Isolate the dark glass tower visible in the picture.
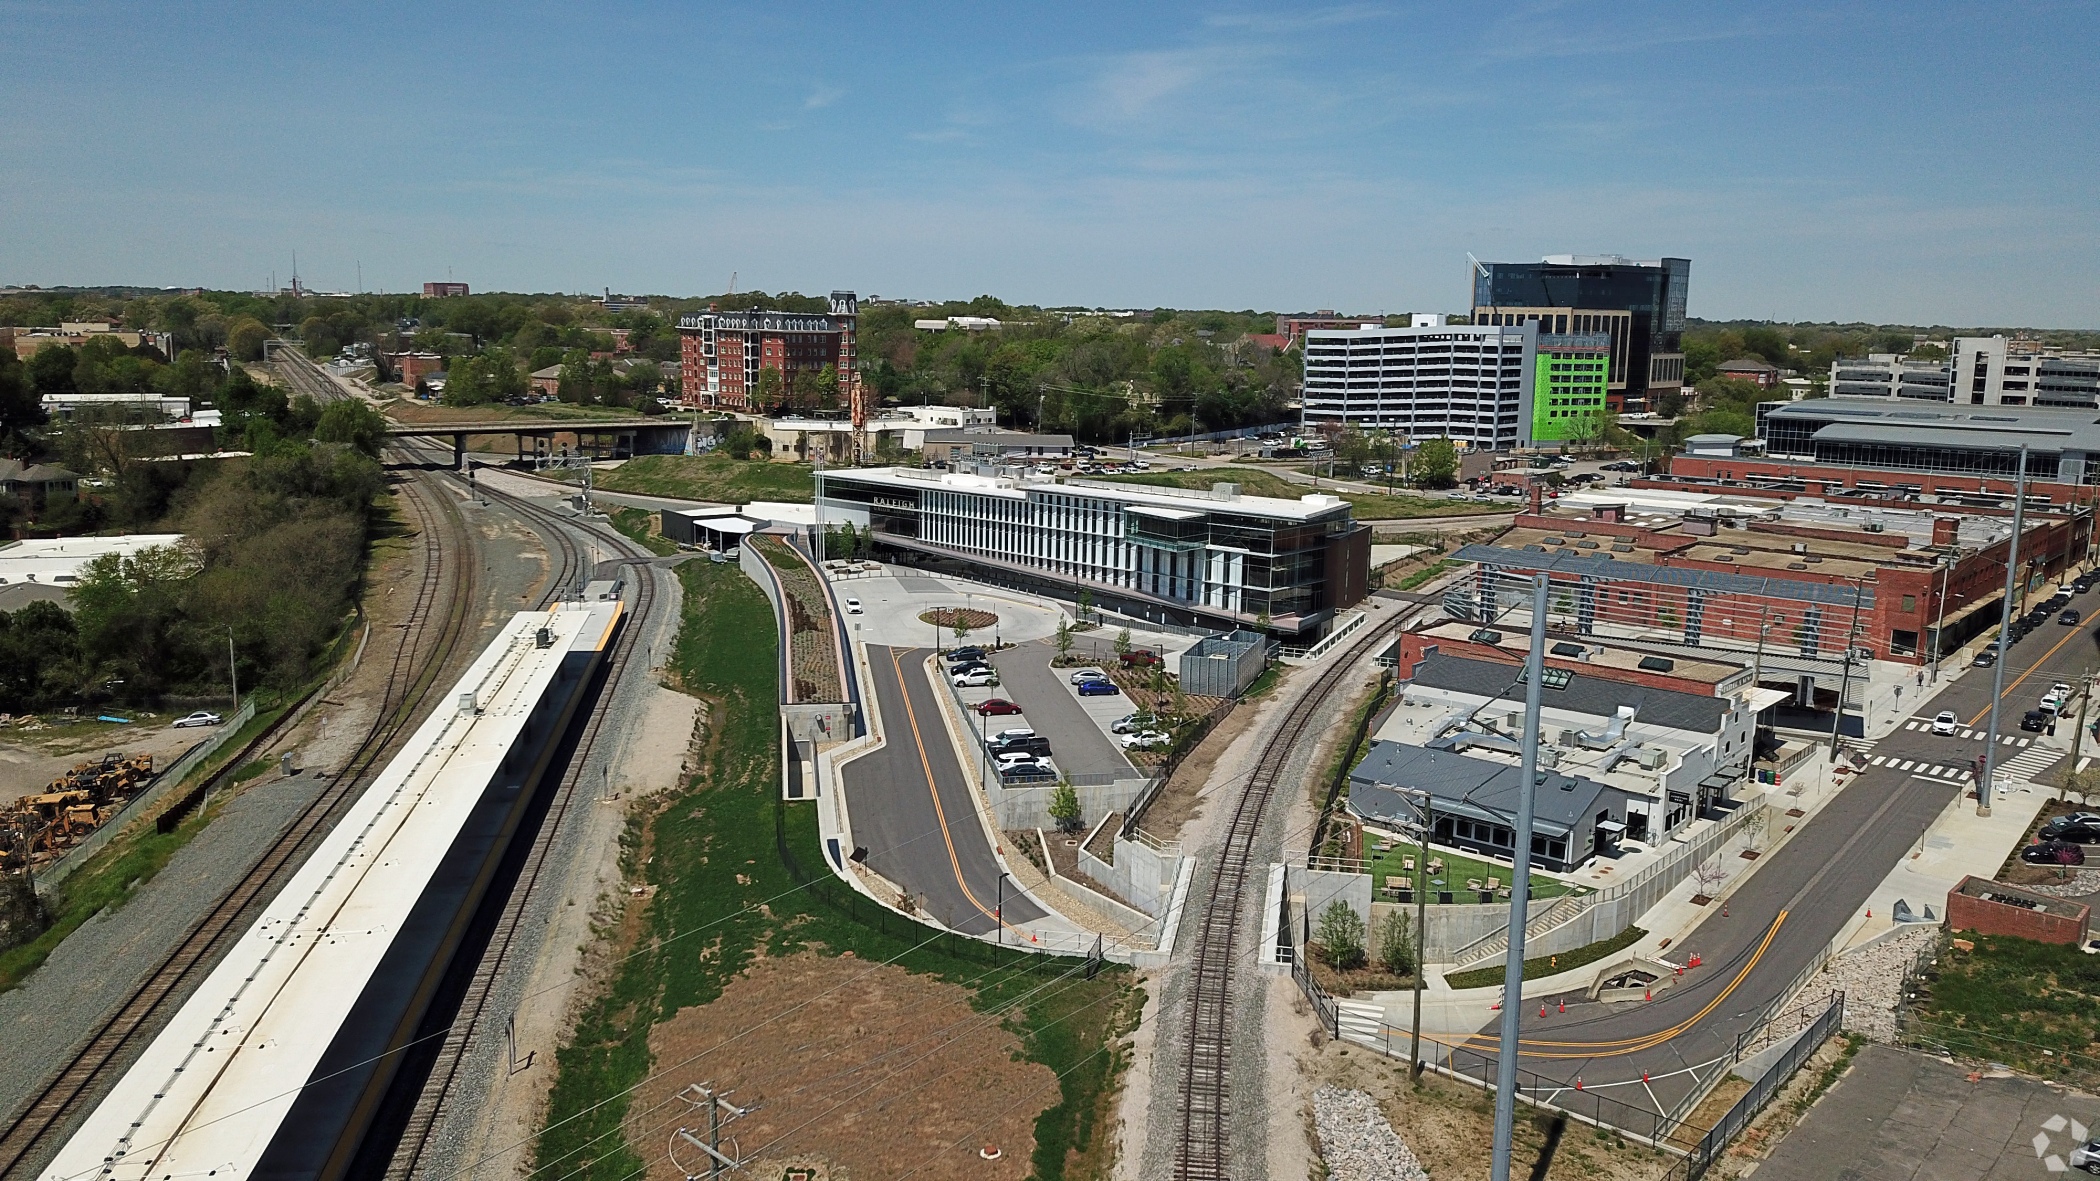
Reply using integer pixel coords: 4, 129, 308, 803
1472, 255, 1690, 414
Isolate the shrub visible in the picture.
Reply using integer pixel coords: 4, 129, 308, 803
1317, 900, 1366, 971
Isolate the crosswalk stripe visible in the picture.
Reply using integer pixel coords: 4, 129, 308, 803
1904, 720, 1922, 731
1870, 755, 1887, 766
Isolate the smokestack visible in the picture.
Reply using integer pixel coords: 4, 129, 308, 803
1932, 516, 1958, 547
1530, 482, 1544, 516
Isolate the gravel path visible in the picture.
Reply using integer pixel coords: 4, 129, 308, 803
1312, 1087, 1431, 1181
0, 769, 330, 1126
2014, 869, 2100, 898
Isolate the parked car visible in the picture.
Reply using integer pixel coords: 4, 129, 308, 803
843, 597, 863, 614
1119, 730, 1170, 749
947, 646, 985, 662
1118, 650, 1161, 667
2040, 812, 2100, 838
2022, 839, 2087, 866
2022, 709, 2050, 732
994, 749, 1047, 768
975, 697, 1023, 716
949, 663, 993, 680
990, 727, 1035, 744
2068, 1138, 2100, 1174
952, 669, 998, 688
2064, 610, 2083, 626
1111, 712, 1158, 735
1931, 710, 1959, 736
1973, 650, 1997, 668
2077, 576, 2095, 594
997, 756, 1054, 777
1069, 668, 1110, 684
991, 736, 1052, 758
172, 710, 223, 728
2047, 822, 2100, 845
1077, 679, 1122, 697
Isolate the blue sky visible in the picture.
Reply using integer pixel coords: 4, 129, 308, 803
3, 1, 2095, 325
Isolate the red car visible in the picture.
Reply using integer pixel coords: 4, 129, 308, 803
975, 698, 1023, 716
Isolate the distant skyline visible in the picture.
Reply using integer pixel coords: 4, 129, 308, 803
3, 2, 2095, 326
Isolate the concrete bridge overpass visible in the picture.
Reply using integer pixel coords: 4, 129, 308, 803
384, 417, 699, 467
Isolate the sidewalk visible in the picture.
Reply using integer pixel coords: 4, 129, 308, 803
1836, 779, 2052, 953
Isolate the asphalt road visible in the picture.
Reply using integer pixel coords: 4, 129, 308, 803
1457, 576, 2100, 1125
1754, 1044, 2100, 1181
842, 645, 1047, 937
988, 641, 1136, 782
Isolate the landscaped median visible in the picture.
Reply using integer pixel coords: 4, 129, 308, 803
533, 559, 1138, 1181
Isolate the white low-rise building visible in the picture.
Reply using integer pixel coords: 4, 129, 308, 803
0, 534, 186, 587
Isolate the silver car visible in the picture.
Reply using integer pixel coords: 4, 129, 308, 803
2069, 1139, 2100, 1175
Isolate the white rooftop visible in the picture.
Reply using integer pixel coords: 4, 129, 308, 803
821, 466, 1353, 522
0, 534, 185, 584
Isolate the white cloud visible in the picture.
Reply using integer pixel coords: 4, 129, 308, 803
804, 84, 843, 109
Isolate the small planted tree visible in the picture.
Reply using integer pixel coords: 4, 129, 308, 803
1377, 910, 1415, 977
1114, 627, 1133, 659
1076, 589, 1095, 625
1316, 900, 1367, 971
1048, 780, 1082, 834
952, 614, 972, 649
1055, 618, 1074, 663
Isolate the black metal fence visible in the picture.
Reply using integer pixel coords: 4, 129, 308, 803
1660, 991, 1846, 1181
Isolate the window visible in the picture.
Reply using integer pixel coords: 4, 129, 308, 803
1901, 594, 1916, 613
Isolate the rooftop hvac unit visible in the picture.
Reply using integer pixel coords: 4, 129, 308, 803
457, 692, 478, 714
1558, 729, 1582, 747
1791, 542, 1808, 554
1538, 748, 1562, 770
1633, 746, 1668, 771
1863, 521, 1885, 532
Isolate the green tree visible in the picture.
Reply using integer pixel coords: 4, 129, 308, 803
1377, 910, 1415, 976
816, 364, 840, 410
0, 351, 46, 443
28, 345, 78, 396
1316, 900, 1366, 971
1055, 618, 1074, 663
1048, 780, 1082, 834
227, 317, 270, 362
298, 315, 339, 358
1076, 588, 1094, 625
1412, 438, 1458, 489
1114, 627, 1132, 658
951, 612, 972, 649
313, 398, 388, 458
755, 365, 785, 408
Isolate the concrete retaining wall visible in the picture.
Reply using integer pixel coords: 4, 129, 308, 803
1075, 825, 1182, 919
986, 776, 1148, 830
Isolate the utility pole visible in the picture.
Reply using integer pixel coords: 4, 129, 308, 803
228, 627, 239, 713
1980, 445, 2029, 817
2067, 669, 2091, 804
672, 1084, 752, 1180
1828, 578, 1867, 759
1931, 554, 1952, 683
1409, 787, 1433, 1083
1489, 575, 1550, 1181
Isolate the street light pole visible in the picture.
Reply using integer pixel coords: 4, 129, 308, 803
1410, 790, 1433, 1084
1489, 575, 1550, 1181
1980, 446, 2029, 817
1930, 554, 1952, 683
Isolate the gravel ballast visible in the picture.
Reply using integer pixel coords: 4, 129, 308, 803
1824, 924, 1937, 1043
1312, 1086, 1431, 1181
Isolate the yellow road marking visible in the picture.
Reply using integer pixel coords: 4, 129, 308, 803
888, 649, 1019, 935
1967, 622, 2083, 728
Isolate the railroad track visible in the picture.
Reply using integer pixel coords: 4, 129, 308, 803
1173, 608, 1414, 1181
0, 458, 480, 1179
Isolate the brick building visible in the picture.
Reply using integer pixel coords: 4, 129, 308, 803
1946, 876, 2090, 946
422, 282, 470, 297
677, 292, 860, 411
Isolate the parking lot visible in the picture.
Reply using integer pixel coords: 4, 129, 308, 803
939, 644, 1158, 789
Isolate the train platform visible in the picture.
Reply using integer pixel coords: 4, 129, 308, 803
44, 600, 621, 1181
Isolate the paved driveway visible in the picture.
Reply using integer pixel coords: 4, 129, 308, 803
842, 645, 1047, 936
1756, 1044, 2100, 1181
989, 640, 1135, 782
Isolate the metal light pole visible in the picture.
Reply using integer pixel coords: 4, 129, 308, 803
2067, 669, 2092, 804
1980, 446, 2029, 817
1489, 575, 1550, 1181
1930, 554, 1952, 683
1410, 790, 1433, 1083
227, 627, 239, 713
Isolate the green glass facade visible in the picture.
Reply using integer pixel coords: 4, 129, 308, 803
1529, 335, 1611, 443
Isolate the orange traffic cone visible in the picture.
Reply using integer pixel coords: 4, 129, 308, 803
1575, 1077, 1584, 1090
1540, 1002, 1548, 1018
1558, 998, 1566, 1014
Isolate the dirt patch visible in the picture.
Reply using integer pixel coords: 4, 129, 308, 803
920, 606, 997, 631
1132, 684, 1274, 842
629, 952, 1057, 1181
1303, 1038, 1675, 1180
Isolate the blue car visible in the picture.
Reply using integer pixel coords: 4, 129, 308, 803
1077, 679, 1121, 697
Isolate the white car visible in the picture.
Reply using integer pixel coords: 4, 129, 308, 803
1931, 710, 1958, 736
1069, 668, 1109, 685
843, 597, 862, 614
1120, 730, 1170, 749
998, 756, 1053, 776
994, 750, 1044, 768
172, 710, 223, 728
952, 669, 998, 688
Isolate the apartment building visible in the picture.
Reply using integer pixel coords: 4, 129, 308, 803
1829, 336, 2100, 409
677, 292, 860, 411
1300, 315, 1538, 450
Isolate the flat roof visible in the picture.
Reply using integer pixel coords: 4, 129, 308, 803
0, 533, 185, 583
1454, 543, 1872, 608
1404, 652, 1730, 733
820, 466, 1354, 522
1349, 742, 1624, 836
1413, 620, 1747, 688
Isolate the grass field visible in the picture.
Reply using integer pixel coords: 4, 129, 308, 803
1364, 839, 1586, 907
589, 453, 815, 504
604, 506, 676, 556
1908, 932, 2100, 1083
533, 560, 1136, 1181
1097, 465, 1502, 520
1443, 925, 1645, 990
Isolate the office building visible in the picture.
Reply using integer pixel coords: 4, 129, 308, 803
422, 282, 470, 297
1300, 316, 1538, 450
1529, 333, 1613, 445
1471, 254, 1691, 414
814, 467, 1371, 639
1827, 337, 2100, 410
677, 292, 861, 411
